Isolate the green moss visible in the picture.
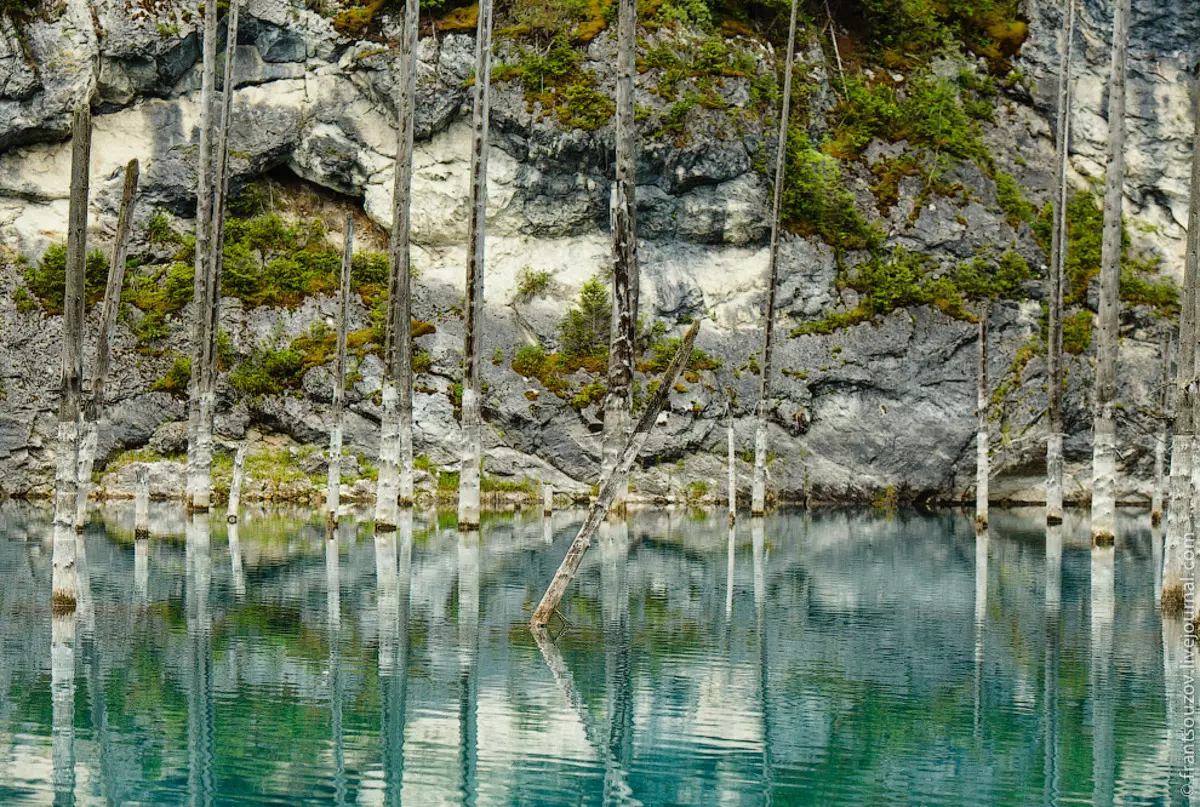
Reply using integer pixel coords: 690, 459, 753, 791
230, 342, 306, 397
493, 36, 614, 131
1062, 309, 1092, 355
994, 170, 1033, 226
783, 128, 876, 249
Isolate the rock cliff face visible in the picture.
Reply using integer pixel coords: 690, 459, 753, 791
0, 0, 1191, 504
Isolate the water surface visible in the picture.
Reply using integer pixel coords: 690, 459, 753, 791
0, 504, 1177, 805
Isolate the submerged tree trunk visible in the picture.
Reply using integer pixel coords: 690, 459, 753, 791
377, 0, 420, 527
1152, 328, 1170, 525
1163, 73, 1200, 612
53, 104, 92, 612
543, 483, 553, 516
1089, 0, 1131, 545
195, 0, 240, 514
226, 444, 246, 524
1046, 0, 1075, 526
186, 0, 220, 510
457, 0, 495, 531
976, 304, 990, 531
134, 465, 150, 539
328, 216, 353, 533
602, 0, 639, 515
531, 321, 700, 628
75, 159, 140, 531
751, 0, 799, 517
727, 398, 736, 525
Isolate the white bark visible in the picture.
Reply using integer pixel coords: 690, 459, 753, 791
186, 0, 219, 509
134, 536, 149, 604
727, 401, 736, 525
328, 216, 353, 531
1152, 329, 1169, 525
53, 104, 91, 611
976, 306, 989, 530
376, 381, 400, 530
751, 0, 799, 517
393, 0, 419, 508
135, 465, 150, 538
229, 521, 245, 599
1089, 0, 1130, 545
543, 482, 553, 516
457, 0, 494, 531
1164, 74, 1200, 608
226, 443, 246, 523
375, 529, 400, 674
1046, 0, 1075, 525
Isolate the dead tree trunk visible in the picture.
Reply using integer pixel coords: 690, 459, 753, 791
135, 465, 150, 539
1152, 327, 1170, 525
976, 304, 990, 531
376, 0, 419, 529
601, 0, 639, 515
727, 396, 736, 525
1090, 0, 1131, 546
1046, 0, 1075, 525
457, 0, 495, 531
531, 321, 700, 628
74, 159, 139, 531
53, 104, 92, 612
328, 216, 353, 533
226, 444, 246, 524
543, 483, 553, 516
1163, 72, 1200, 613
751, 0, 799, 516
186, 0, 220, 510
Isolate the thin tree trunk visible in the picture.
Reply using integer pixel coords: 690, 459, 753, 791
1163, 72, 1200, 612
53, 104, 91, 613
229, 520, 245, 598
531, 321, 700, 628
194, 0, 240, 514
976, 304, 990, 531
328, 216, 353, 534
376, 0, 419, 528
225, 443, 246, 523
543, 482, 553, 516
751, 0, 799, 517
134, 464, 150, 539
727, 397, 736, 525
186, 0, 220, 510
75, 159, 139, 531
457, 0, 495, 531
1151, 327, 1169, 524
602, 0, 639, 515
1089, 0, 1131, 546
1046, 0, 1075, 526
134, 535, 149, 604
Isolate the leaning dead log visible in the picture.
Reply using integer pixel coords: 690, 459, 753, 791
75, 159, 140, 531
531, 321, 700, 628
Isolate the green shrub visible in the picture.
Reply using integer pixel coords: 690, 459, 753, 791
230, 343, 307, 396
515, 266, 552, 299
783, 128, 875, 250
559, 277, 611, 361
994, 171, 1033, 226
1063, 309, 1093, 355
22, 244, 110, 312
151, 355, 191, 395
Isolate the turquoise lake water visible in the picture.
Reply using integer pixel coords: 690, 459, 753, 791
0, 504, 1180, 805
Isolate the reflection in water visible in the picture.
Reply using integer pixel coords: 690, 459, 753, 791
1091, 544, 1115, 807
228, 521, 245, 599
0, 506, 1179, 805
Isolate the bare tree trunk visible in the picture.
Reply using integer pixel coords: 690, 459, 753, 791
1152, 327, 1170, 525
457, 0, 495, 531
53, 104, 92, 613
229, 520, 245, 598
727, 397, 736, 525
976, 304, 990, 531
531, 321, 700, 628
134, 465, 150, 539
1089, 0, 1131, 546
328, 216, 353, 534
194, 0, 240, 515
134, 535, 149, 604
1164, 73, 1200, 612
1046, 0, 1075, 526
225, 443, 246, 524
751, 0, 799, 517
602, 0, 639, 516
186, 0, 220, 510
377, 0, 419, 528
74, 159, 140, 531
543, 482, 553, 516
